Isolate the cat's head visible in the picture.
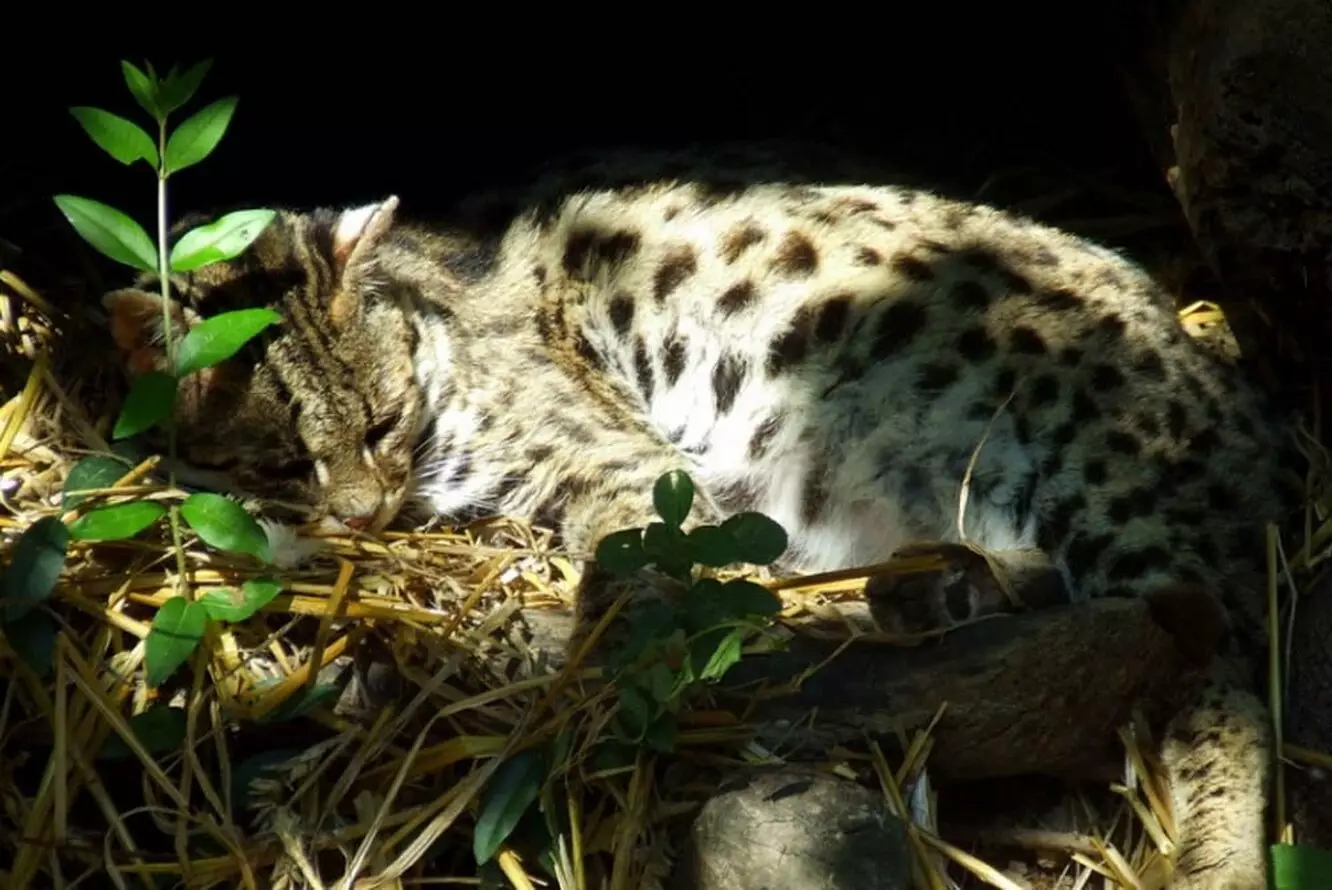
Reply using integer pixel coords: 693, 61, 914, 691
102, 196, 426, 533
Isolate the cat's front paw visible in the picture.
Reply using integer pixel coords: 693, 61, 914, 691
863, 543, 1064, 635
568, 561, 690, 664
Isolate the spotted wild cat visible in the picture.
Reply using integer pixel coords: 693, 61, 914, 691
101, 145, 1301, 889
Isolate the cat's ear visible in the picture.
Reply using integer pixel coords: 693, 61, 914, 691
330, 195, 399, 326
103, 288, 231, 422
102, 288, 202, 375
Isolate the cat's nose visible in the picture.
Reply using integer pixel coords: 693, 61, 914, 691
343, 514, 373, 531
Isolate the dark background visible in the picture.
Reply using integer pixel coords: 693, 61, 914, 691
2, 8, 1165, 265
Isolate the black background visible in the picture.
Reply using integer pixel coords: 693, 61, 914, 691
3, 7, 1165, 287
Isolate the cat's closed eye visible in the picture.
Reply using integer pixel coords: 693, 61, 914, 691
269, 458, 315, 481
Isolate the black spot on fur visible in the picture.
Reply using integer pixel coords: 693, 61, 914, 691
633, 337, 653, 399
712, 355, 746, 414
1085, 460, 1107, 484
768, 325, 809, 374
562, 228, 641, 279
721, 221, 765, 263
957, 326, 996, 362
773, 231, 819, 277
891, 254, 934, 282
654, 245, 698, 302
718, 280, 757, 315
950, 280, 990, 311
1167, 401, 1188, 439
992, 367, 1018, 398
1010, 326, 1047, 355
1060, 346, 1083, 367
1029, 374, 1060, 408
1108, 488, 1158, 523
917, 363, 959, 391
855, 246, 882, 266
1041, 493, 1086, 550
1050, 423, 1077, 449
1097, 314, 1127, 339
608, 291, 635, 335
871, 301, 928, 359
815, 295, 852, 341
574, 334, 603, 370
1000, 270, 1034, 295
1064, 531, 1115, 580
749, 413, 782, 459
1134, 351, 1167, 380
1091, 364, 1124, 391
1106, 430, 1141, 455
663, 334, 688, 386
1076, 387, 1105, 421
1038, 289, 1080, 311
1107, 545, 1171, 581
800, 465, 829, 524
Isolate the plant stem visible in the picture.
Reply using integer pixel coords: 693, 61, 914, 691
156, 118, 190, 596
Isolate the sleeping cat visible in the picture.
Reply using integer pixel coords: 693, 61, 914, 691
101, 145, 1300, 889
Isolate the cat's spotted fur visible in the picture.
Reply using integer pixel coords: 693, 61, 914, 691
103, 146, 1301, 889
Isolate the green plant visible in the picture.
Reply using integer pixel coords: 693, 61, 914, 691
593, 469, 787, 750
0, 60, 283, 685
471, 470, 789, 869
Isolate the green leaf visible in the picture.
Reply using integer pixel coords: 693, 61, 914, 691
590, 740, 636, 773
164, 96, 237, 174
174, 308, 281, 378
113, 371, 177, 440
121, 60, 161, 120
642, 521, 684, 560
170, 210, 276, 272
608, 600, 682, 675
642, 712, 678, 753
199, 578, 282, 623
684, 525, 740, 568
615, 682, 654, 741
653, 470, 694, 528
720, 578, 782, 620
63, 455, 132, 510
98, 706, 189, 760
1, 518, 70, 620
474, 747, 548, 865
53, 195, 157, 272
157, 59, 213, 116
644, 661, 677, 704
68, 501, 166, 542
720, 512, 788, 565
180, 493, 272, 561
680, 577, 779, 636
144, 596, 208, 687
1272, 843, 1332, 889
1, 608, 57, 677
69, 107, 159, 169
699, 628, 745, 681
594, 528, 649, 575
